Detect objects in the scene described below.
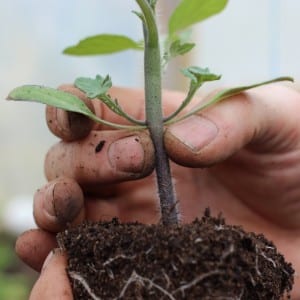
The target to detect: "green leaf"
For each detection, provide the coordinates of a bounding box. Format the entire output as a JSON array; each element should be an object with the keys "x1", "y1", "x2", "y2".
[
  {"x1": 148, "y1": 0, "x2": 158, "y2": 10},
  {"x1": 7, "y1": 85, "x2": 95, "y2": 116},
  {"x1": 164, "y1": 67, "x2": 221, "y2": 122},
  {"x1": 132, "y1": 10, "x2": 146, "y2": 23},
  {"x1": 169, "y1": 40, "x2": 195, "y2": 57},
  {"x1": 176, "y1": 76, "x2": 294, "y2": 121},
  {"x1": 63, "y1": 34, "x2": 143, "y2": 56},
  {"x1": 169, "y1": 0, "x2": 228, "y2": 35},
  {"x1": 75, "y1": 75, "x2": 146, "y2": 126},
  {"x1": 74, "y1": 75, "x2": 112, "y2": 98},
  {"x1": 7, "y1": 85, "x2": 140, "y2": 129},
  {"x1": 161, "y1": 30, "x2": 194, "y2": 69},
  {"x1": 75, "y1": 75, "x2": 121, "y2": 115},
  {"x1": 181, "y1": 66, "x2": 221, "y2": 88}
]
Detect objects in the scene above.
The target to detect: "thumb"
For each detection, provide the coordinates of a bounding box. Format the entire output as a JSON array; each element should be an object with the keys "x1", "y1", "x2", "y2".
[
  {"x1": 164, "y1": 85, "x2": 300, "y2": 167},
  {"x1": 29, "y1": 249, "x2": 73, "y2": 300}
]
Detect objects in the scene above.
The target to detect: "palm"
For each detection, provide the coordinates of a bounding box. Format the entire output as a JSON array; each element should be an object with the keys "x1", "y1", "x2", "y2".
[{"x1": 100, "y1": 147, "x2": 300, "y2": 298}]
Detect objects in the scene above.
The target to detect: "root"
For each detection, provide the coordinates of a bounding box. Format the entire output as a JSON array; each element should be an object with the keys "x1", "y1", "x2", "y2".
[
  {"x1": 69, "y1": 271, "x2": 101, "y2": 300},
  {"x1": 173, "y1": 270, "x2": 224, "y2": 297},
  {"x1": 118, "y1": 270, "x2": 176, "y2": 300},
  {"x1": 194, "y1": 237, "x2": 203, "y2": 244},
  {"x1": 162, "y1": 269, "x2": 172, "y2": 289},
  {"x1": 255, "y1": 245, "x2": 262, "y2": 277},
  {"x1": 221, "y1": 244, "x2": 235, "y2": 261},
  {"x1": 103, "y1": 254, "x2": 136, "y2": 267},
  {"x1": 70, "y1": 268, "x2": 244, "y2": 300},
  {"x1": 260, "y1": 251, "x2": 277, "y2": 268},
  {"x1": 254, "y1": 245, "x2": 277, "y2": 278}
]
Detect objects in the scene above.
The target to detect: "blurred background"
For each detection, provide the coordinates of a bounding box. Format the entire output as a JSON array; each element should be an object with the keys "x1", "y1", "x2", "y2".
[{"x1": 1, "y1": 0, "x2": 300, "y2": 298}]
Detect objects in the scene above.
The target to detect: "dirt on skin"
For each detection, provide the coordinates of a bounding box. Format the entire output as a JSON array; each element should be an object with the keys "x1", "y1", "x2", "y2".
[{"x1": 57, "y1": 210, "x2": 294, "y2": 299}]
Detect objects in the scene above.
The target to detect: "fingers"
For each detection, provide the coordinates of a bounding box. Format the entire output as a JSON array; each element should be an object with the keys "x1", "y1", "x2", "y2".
[
  {"x1": 33, "y1": 177, "x2": 85, "y2": 232},
  {"x1": 165, "y1": 85, "x2": 300, "y2": 167},
  {"x1": 46, "y1": 85, "x2": 184, "y2": 140},
  {"x1": 15, "y1": 229, "x2": 57, "y2": 271},
  {"x1": 46, "y1": 85, "x2": 95, "y2": 141},
  {"x1": 45, "y1": 130, "x2": 155, "y2": 184},
  {"x1": 29, "y1": 249, "x2": 73, "y2": 300}
]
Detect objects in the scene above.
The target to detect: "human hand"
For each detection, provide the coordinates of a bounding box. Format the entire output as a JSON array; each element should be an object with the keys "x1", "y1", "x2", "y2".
[{"x1": 16, "y1": 84, "x2": 300, "y2": 298}]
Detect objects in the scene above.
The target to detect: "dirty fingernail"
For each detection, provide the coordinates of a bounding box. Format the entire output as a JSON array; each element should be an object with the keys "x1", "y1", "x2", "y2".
[
  {"x1": 108, "y1": 136, "x2": 145, "y2": 173},
  {"x1": 169, "y1": 115, "x2": 218, "y2": 152},
  {"x1": 42, "y1": 179, "x2": 84, "y2": 223}
]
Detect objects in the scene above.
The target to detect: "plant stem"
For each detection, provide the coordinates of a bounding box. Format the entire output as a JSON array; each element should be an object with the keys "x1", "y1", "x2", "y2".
[{"x1": 136, "y1": 0, "x2": 178, "y2": 225}]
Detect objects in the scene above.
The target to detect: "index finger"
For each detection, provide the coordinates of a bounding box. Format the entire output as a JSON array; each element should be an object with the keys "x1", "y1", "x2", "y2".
[
  {"x1": 46, "y1": 85, "x2": 190, "y2": 141},
  {"x1": 29, "y1": 249, "x2": 72, "y2": 300}
]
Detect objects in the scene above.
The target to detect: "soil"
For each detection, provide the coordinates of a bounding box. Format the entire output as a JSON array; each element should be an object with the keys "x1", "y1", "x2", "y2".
[{"x1": 57, "y1": 210, "x2": 294, "y2": 299}]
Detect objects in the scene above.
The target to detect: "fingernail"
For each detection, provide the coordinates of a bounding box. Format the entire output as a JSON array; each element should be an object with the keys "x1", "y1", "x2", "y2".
[
  {"x1": 42, "y1": 250, "x2": 54, "y2": 272},
  {"x1": 43, "y1": 183, "x2": 56, "y2": 217},
  {"x1": 169, "y1": 115, "x2": 218, "y2": 152},
  {"x1": 42, "y1": 248, "x2": 64, "y2": 272},
  {"x1": 42, "y1": 180, "x2": 84, "y2": 224},
  {"x1": 108, "y1": 136, "x2": 145, "y2": 173}
]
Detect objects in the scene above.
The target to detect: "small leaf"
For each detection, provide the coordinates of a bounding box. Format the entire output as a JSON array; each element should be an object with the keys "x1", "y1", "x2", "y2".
[
  {"x1": 164, "y1": 67, "x2": 221, "y2": 122},
  {"x1": 169, "y1": 0, "x2": 228, "y2": 35},
  {"x1": 63, "y1": 34, "x2": 143, "y2": 56},
  {"x1": 169, "y1": 40, "x2": 195, "y2": 57},
  {"x1": 75, "y1": 75, "x2": 112, "y2": 98},
  {"x1": 181, "y1": 66, "x2": 221, "y2": 87},
  {"x1": 75, "y1": 75, "x2": 121, "y2": 115},
  {"x1": 75, "y1": 75, "x2": 146, "y2": 126},
  {"x1": 132, "y1": 10, "x2": 146, "y2": 23},
  {"x1": 75, "y1": 75, "x2": 120, "y2": 114},
  {"x1": 148, "y1": 0, "x2": 158, "y2": 10},
  {"x1": 161, "y1": 30, "x2": 194, "y2": 69}
]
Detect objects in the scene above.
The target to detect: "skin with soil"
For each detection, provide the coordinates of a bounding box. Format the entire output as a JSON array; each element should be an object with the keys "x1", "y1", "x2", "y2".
[{"x1": 58, "y1": 210, "x2": 294, "y2": 299}]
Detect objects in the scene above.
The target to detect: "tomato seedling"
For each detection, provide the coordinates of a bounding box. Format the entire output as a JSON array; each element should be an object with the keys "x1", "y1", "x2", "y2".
[{"x1": 8, "y1": 0, "x2": 293, "y2": 225}]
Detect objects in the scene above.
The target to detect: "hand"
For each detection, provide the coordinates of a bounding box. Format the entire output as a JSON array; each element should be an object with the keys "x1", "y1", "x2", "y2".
[{"x1": 16, "y1": 84, "x2": 300, "y2": 299}]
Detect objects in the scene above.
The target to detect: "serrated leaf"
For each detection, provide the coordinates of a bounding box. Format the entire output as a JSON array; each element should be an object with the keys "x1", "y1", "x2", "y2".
[
  {"x1": 169, "y1": 0, "x2": 228, "y2": 35},
  {"x1": 169, "y1": 40, "x2": 195, "y2": 57},
  {"x1": 164, "y1": 67, "x2": 221, "y2": 122},
  {"x1": 74, "y1": 75, "x2": 112, "y2": 98},
  {"x1": 63, "y1": 34, "x2": 143, "y2": 56},
  {"x1": 74, "y1": 75, "x2": 146, "y2": 126},
  {"x1": 75, "y1": 75, "x2": 121, "y2": 114},
  {"x1": 182, "y1": 66, "x2": 221, "y2": 87}
]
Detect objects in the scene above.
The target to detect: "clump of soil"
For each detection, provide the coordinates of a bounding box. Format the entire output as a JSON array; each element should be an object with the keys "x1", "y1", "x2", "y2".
[{"x1": 58, "y1": 211, "x2": 294, "y2": 299}]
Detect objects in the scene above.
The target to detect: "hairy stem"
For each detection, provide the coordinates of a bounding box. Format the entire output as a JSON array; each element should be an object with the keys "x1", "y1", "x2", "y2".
[{"x1": 136, "y1": 0, "x2": 178, "y2": 225}]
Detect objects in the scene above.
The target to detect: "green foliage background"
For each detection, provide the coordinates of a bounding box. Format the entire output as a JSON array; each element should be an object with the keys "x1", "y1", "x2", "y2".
[{"x1": 0, "y1": 233, "x2": 35, "y2": 300}]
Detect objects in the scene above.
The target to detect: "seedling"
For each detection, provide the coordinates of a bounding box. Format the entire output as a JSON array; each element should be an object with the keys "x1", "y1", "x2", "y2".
[{"x1": 7, "y1": 0, "x2": 292, "y2": 226}]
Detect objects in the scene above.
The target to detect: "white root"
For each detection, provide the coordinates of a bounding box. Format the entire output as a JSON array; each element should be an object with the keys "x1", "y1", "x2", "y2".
[
  {"x1": 173, "y1": 270, "x2": 223, "y2": 297},
  {"x1": 162, "y1": 269, "x2": 172, "y2": 289},
  {"x1": 221, "y1": 244, "x2": 235, "y2": 260},
  {"x1": 260, "y1": 251, "x2": 277, "y2": 268},
  {"x1": 102, "y1": 254, "x2": 136, "y2": 267},
  {"x1": 69, "y1": 271, "x2": 101, "y2": 300},
  {"x1": 118, "y1": 270, "x2": 176, "y2": 300},
  {"x1": 255, "y1": 245, "x2": 262, "y2": 277}
]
